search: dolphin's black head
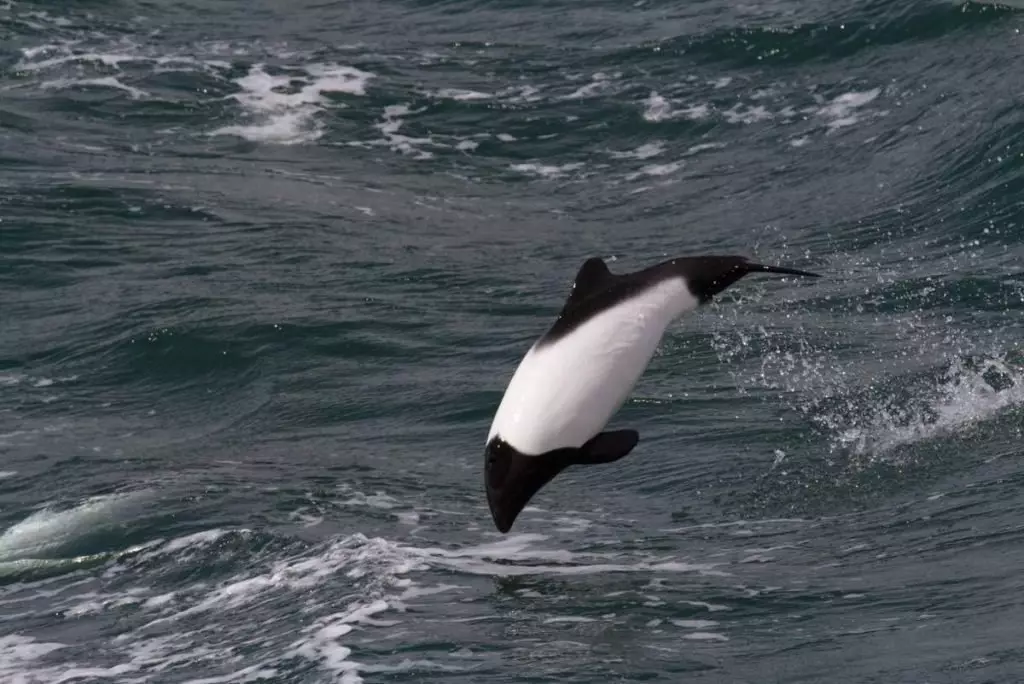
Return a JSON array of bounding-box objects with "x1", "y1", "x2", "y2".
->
[{"x1": 673, "y1": 256, "x2": 820, "y2": 304}]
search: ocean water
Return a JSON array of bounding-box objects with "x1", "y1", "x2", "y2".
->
[{"x1": 1, "y1": 0, "x2": 1023, "y2": 680}]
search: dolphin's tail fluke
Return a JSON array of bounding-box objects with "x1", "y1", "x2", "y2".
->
[{"x1": 484, "y1": 431, "x2": 639, "y2": 533}]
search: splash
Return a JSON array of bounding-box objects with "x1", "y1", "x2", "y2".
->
[
  {"x1": 814, "y1": 354, "x2": 1024, "y2": 460},
  {"x1": 709, "y1": 314, "x2": 1024, "y2": 465}
]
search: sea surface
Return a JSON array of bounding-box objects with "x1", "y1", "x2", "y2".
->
[{"x1": 2, "y1": 0, "x2": 1023, "y2": 681}]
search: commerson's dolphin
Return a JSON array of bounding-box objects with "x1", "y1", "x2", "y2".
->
[{"x1": 483, "y1": 254, "x2": 820, "y2": 533}]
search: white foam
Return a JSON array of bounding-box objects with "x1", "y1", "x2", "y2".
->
[
  {"x1": 211, "y1": 63, "x2": 373, "y2": 145},
  {"x1": 642, "y1": 92, "x2": 672, "y2": 122},
  {"x1": 304, "y1": 64, "x2": 373, "y2": 95},
  {"x1": 681, "y1": 600, "x2": 732, "y2": 612},
  {"x1": 680, "y1": 103, "x2": 711, "y2": 119},
  {"x1": 723, "y1": 104, "x2": 772, "y2": 125},
  {"x1": 180, "y1": 664, "x2": 279, "y2": 684},
  {"x1": 642, "y1": 91, "x2": 710, "y2": 123},
  {"x1": 359, "y1": 659, "x2": 468, "y2": 674},
  {"x1": 292, "y1": 509, "x2": 325, "y2": 527},
  {"x1": 608, "y1": 142, "x2": 665, "y2": 160},
  {"x1": 143, "y1": 592, "x2": 176, "y2": 609},
  {"x1": 553, "y1": 516, "x2": 591, "y2": 533},
  {"x1": 15, "y1": 48, "x2": 143, "y2": 72},
  {"x1": 152, "y1": 55, "x2": 226, "y2": 75},
  {"x1": 41, "y1": 76, "x2": 148, "y2": 99},
  {"x1": 402, "y1": 533, "x2": 727, "y2": 578},
  {"x1": 0, "y1": 634, "x2": 66, "y2": 661},
  {"x1": 671, "y1": 619, "x2": 719, "y2": 629},
  {"x1": 711, "y1": 307, "x2": 1024, "y2": 464},
  {"x1": 820, "y1": 88, "x2": 880, "y2": 130},
  {"x1": 625, "y1": 161, "x2": 682, "y2": 181},
  {"x1": 0, "y1": 431, "x2": 29, "y2": 446},
  {"x1": 683, "y1": 632, "x2": 729, "y2": 641},
  {"x1": 66, "y1": 591, "x2": 149, "y2": 617},
  {"x1": 158, "y1": 528, "x2": 235, "y2": 556},
  {"x1": 340, "y1": 491, "x2": 399, "y2": 510},
  {"x1": 563, "y1": 72, "x2": 614, "y2": 100},
  {"x1": 34, "y1": 532, "x2": 438, "y2": 681},
  {"x1": 396, "y1": 511, "x2": 420, "y2": 526},
  {"x1": 433, "y1": 88, "x2": 491, "y2": 101},
  {"x1": 289, "y1": 602, "x2": 394, "y2": 684},
  {"x1": 5, "y1": 6, "x2": 70, "y2": 30},
  {"x1": 664, "y1": 518, "x2": 809, "y2": 537},
  {"x1": 685, "y1": 143, "x2": 726, "y2": 155},
  {"x1": 510, "y1": 162, "x2": 584, "y2": 178},
  {"x1": 369, "y1": 104, "x2": 434, "y2": 159},
  {"x1": 14, "y1": 42, "x2": 233, "y2": 93},
  {"x1": 0, "y1": 517, "x2": 733, "y2": 679},
  {"x1": 0, "y1": 635, "x2": 67, "y2": 684}
]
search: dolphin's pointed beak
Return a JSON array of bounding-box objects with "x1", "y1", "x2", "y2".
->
[{"x1": 745, "y1": 262, "x2": 821, "y2": 279}]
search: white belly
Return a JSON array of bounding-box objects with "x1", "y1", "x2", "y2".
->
[{"x1": 487, "y1": 277, "x2": 698, "y2": 454}]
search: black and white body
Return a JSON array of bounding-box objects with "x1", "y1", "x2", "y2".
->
[{"x1": 484, "y1": 255, "x2": 820, "y2": 533}]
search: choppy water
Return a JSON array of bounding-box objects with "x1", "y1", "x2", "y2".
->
[{"x1": 2, "y1": 0, "x2": 1023, "y2": 681}]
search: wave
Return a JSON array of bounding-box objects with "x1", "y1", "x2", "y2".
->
[
  {"x1": 676, "y1": 1, "x2": 1015, "y2": 67},
  {"x1": 0, "y1": 490, "x2": 162, "y2": 581},
  {"x1": 0, "y1": 519, "x2": 734, "y2": 681}
]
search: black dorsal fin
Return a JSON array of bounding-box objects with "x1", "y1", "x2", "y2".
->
[
  {"x1": 536, "y1": 256, "x2": 627, "y2": 349},
  {"x1": 565, "y1": 257, "x2": 614, "y2": 309}
]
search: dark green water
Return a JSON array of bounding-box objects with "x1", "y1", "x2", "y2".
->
[{"x1": 2, "y1": 0, "x2": 1023, "y2": 680}]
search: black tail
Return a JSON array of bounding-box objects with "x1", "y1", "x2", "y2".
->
[{"x1": 484, "y1": 431, "x2": 639, "y2": 533}]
